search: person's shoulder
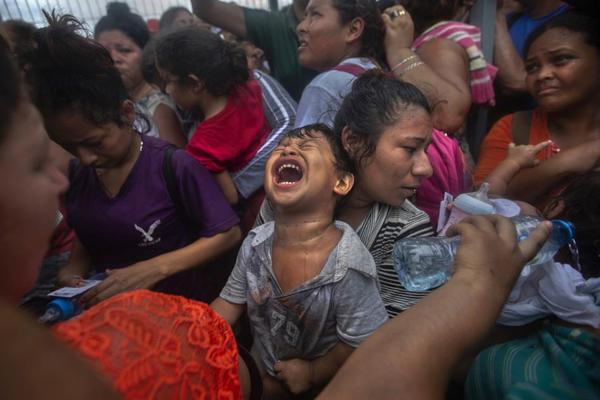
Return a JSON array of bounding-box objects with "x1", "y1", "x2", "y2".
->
[{"x1": 334, "y1": 221, "x2": 378, "y2": 279}]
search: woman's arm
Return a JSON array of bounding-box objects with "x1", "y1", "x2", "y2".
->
[
  {"x1": 506, "y1": 138, "x2": 600, "y2": 202},
  {"x1": 56, "y1": 236, "x2": 91, "y2": 287},
  {"x1": 382, "y1": 12, "x2": 471, "y2": 133},
  {"x1": 493, "y1": 9, "x2": 528, "y2": 95},
  {"x1": 152, "y1": 104, "x2": 187, "y2": 148},
  {"x1": 214, "y1": 171, "x2": 240, "y2": 205},
  {"x1": 318, "y1": 216, "x2": 550, "y2": 400},
  {"x1": 80, "y1": 225, "x2": 241, "y2": 305}
]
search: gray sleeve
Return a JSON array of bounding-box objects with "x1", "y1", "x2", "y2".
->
[
  {"x1": 333, "y1": 269, "x2": 389, "y2": 347},
  {"x1": 232, "y1": 70, "x2": 298, "y2": 198},
  {"x1": 294, "y1": 84, "x2": 339, "y2": 129},
  {"x1": 219, "y1": 237, "x2": 253, "y2": 304}
]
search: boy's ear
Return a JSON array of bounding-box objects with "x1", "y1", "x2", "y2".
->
[
  {"x1": 120, "y1": 100, "x2": 136, "y2": 125},
  {"x1": 544, "y1": 198, "x2": 566, "y2": 219},
  {"x1": 334, "y1": 172, "x2": 354, "y2": 197},
  {"x1": 187, "y1": 74, "x2": 204, "y2": 93}
]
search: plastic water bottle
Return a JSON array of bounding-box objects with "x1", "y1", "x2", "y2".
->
[
  {"x1": 38, "y1": 298, "x2": 84, "y2": 324},
  {"x1": 394, "y1": 216, "x2": 574, "y2": 292}
]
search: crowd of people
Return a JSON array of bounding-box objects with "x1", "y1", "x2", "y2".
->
[{"x1": 0, "y1": 0, "x2": 598, "y2": 398}]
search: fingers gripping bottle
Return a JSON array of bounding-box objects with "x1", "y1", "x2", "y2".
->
[{"x1": 394, "y1": 216, "x2": 574, "y2": 292}]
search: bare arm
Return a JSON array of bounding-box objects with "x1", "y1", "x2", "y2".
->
[
  {"x1": 485, "y1": 141, "x2": 551, "y2": 196},
  {"x1": 318, "y1": 216, "x2": 550, "y2": 400},
  {"x1": 152, "y1": 104, "x2": 187, "y2": 148},
  {"x1": 81, "y1": 226, "x2": 241, "y2": 305},
  {"x1": 214, "y1": 171, "x2": 239, "y2": 205},
  {"x1": 56, "y1": 236, "x2": 91, "y2": 287},
  {"x1": 211, "y1": 297, "x2": 245, "y2": 325},
  {"x1": 191, "y1": 0, "x2": 247, "y2": 38},
  {"x1": 506, "y1": 138, "x2": 600, "y2": 202},
  {"x1": 274, "y1": 342, "x2": 354, "y2": 394},
  {"x1": 382, "y1": 11, "x2": 471, "y2": 133},
  {"x1": 494, "y1": 10, "x2": 527, "y2": 94},
  {"x1": 0, "y1": 300, "x2": 120, "y2": 400}
]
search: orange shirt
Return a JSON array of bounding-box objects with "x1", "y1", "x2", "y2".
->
[{"x1": 474, "y1": 109, "x2": 552, "y2": 185}]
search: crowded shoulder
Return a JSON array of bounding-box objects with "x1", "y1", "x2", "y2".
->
[{"x1": 1, "y1": 0, "x2": 599, "y2": 398}]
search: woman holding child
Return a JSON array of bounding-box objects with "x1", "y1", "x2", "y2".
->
[
  {"x1": 475, "y1": 11, "x2": 600, "y2": 207},
  {"x1": 259, "y1": 72, "x2": 436, "y2": 317}
]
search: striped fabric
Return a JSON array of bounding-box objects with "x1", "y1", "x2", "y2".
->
[
  {"x1": 411, "y1": 21, "x2": 498, "y2": 106},
  {"x1": 255, "y1": 200, "x2": 434, "y2": 318},
  {"x1": 232, "y1": 69, "x2": 297, "y2": 199},
  {"x1": 466, "y1": 323, "x2": 600, "y2": 400}
]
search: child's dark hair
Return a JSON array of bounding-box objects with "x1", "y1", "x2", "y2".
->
[
  {"x1": 333, "y1": 70, "x2": 431, "y2": 169},
  {"x1": 159, "y1": 6, "x2": 192, "y2": 31},
  {"x1": 141, "y1": 39, "x2": 163, "y2": 88},
  {"x1": 331, "y1": 0, "x2": 386, "y2": 66},
  {"x1": 25, "y1": 12, "x2": 130, "y2": 128},
  {"x1": 154, "y1": 27, "x2": 249, "y2": 97},
  {"x1": 283, "y1": 123, "x2": 353, "y2": 176},
  {"x1": 524, "y1": 11, "x2": 600, "y2": 57},
  {"x1": 94, "y1": 2, "x2": 150, "y2": 49},
  {"x1": 0, "y1": 32, "x2": 21, "y2": 146},
  {"x1": 553, "y1": 171, "x2": 600, "y2": 279}
]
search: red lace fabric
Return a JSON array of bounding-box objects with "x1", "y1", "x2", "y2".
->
[{"x1": 54, "y1": 290, "x2": 241, "y2": 399}]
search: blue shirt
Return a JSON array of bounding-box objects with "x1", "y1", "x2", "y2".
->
[{"x1": 509, "y1": 4, "x2": 571, "y2": 57}]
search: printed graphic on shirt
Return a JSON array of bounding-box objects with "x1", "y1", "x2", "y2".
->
[{"x1": 134, "y1": 220, "x2": 162, "y2": 247}]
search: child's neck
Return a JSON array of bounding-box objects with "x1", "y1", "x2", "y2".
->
[
  {"x1": 273, "y1": 212, "x2": 336, "y2": 247},
  {"x1": 200, "y1": 92, "x2": 228, "y2": 119}
]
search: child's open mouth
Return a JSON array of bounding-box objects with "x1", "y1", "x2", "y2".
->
[{"x1": 273, "y1": 158, "x2": 304, "y2": 188}]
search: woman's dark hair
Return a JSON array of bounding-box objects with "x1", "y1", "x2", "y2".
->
[
  {"x1": 0, "y1": 19, "x2": 36, "y2": 70},
  {"x1": 331, "y1": 0, "x2": 386, "y2": 65},
  {"x1": 400, "y1": 0, "x2": 463, "y2": 35},
  {"x1": 154, "y1": 27, "x2": 249, "y2": 97},
  {"x1": 0, "y1": 31, "x2": 21, "y2": 145},
  {"x1": 94, "y1": 2, "x2": 150, "y2": 49},
  {"x1": 552, "y1": 171, "x2": 600, "y2": 279},
  {"x1": 524, "y1": 11, "x2": 600, "y2": 57},
  {"x1": 333, "y1": 70, "x2": 431, "y2": 169},
  {"x1": 159, "y1": 6, "x2": 191, "y2": 31},
  {"x1": 25, "y1": 12, "x2": 130, "y2": 128}
]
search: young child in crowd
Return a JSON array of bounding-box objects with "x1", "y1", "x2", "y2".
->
[{"x1": 211, "y1": 124, "x2": 389, "y2": 398}]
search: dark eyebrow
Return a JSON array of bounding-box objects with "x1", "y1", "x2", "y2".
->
[
  {"x1": 401, "y1": 136, "x2": 426, "y2": 144},
  {"x1": 525, "y1": 47, "x2": 574, "y2": 63}
]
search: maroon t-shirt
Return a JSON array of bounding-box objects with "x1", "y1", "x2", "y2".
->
[{"x1": 66, "y1": 136, "x2": 239, "y2": 301}]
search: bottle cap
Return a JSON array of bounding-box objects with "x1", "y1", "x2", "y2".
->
[
  {"x1": 550, "y1": 220, "x2": 575, "y2": 246},
  {"x1": 453, "y1": 193, "x2": 495, "y2": 215},
  {"x1": 47, "y1": 298, "x2": 76, "y2": 321}
]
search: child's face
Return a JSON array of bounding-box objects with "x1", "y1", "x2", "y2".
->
[{"x1": 265, "y1": 131, "x2": 352, "y2": 212}]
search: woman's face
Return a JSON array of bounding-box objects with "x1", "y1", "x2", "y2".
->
[
  {"x1": 351, "y1": 107, "x2": 433, "y2": 207},
  {"x1": 172, "y1": 10, "x2": 195, "y2": 28},
  {"x1": 97, "y1": 30, "x2": 145, "y2": 91},
  {"x1": 45, "y1": 107, "x2": 136, "y2": 169},
  {"x1": 297, "y1": 0, "x2": 358, "y2": 71},
  {"x1": 0, "y1": 101, "x2": 68, "y2": 302},
  {"x1": 525, "y1": 28, "x2": 600, "y2": 112}
]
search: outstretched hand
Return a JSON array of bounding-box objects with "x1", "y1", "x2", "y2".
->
[{"x1": 447, "y1": 215, "x2": 551, "y2": 297}]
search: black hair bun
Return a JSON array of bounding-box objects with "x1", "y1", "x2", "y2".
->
[{"x1": 106, "y1": 2, "x2": 131, "y2": 17}]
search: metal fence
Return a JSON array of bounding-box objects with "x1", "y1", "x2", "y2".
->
[{"x1": 1, "y1": 0, "x2": 289, "y2": 27}]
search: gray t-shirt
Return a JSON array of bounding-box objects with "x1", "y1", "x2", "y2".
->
[
  {"x1": 220, "y1": 220, "x2": 388, "y2": 376},
  {"x1": 295, "y1": 57, "x2": 377, "y2": 128}
]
